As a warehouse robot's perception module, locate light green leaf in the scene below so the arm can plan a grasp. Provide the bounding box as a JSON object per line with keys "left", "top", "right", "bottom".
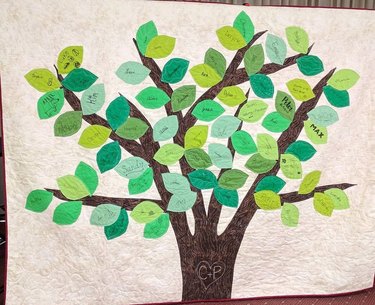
{"left": 144, "top": 214, "right": 170, "bottom": 238}
{"left": 145, "top": 35, "right": 176, "bottom": 59}
{"left": 262, "top": 112, "right": 291, "bottom": 133}
{"left": 281, "top": 203, "right": 299, "bottom": 227}
{"left": 287, "top": 78, "right": 315, "bottom": 102}
{"left": 323, "top": 85, "right": 350, "bottom": 108}
{"left": 154, "top": 143, "right": 185, "bottom": 166}
{"left": 231, "top": 130, "right": 257, "bottom": 155}
{"left": 136, "top": 21, "right": 158, "bottom": 56}
{"left": 188, "top": 169, "right": 217, "bottom": 190}
{"left": 298, "top": 170, "right": 321, "bottom": 194}
{"left": 204, "top": 48, "right": 226, "bottom": 78}
{"left": 257, "top": 134, "right": 279, "bottom": 160}
{"left": 327, "top": 69, "right": 360, "bottom": 90}
{"left": 218, "top": 169, "right": 248, "bottom": 190}
{"left": 61, "top": 68, "right": 98, "bottom": 92}
{"left": 275, "top": 91, "right": 295, "bottom": 121}
{"left": 250, "top": 74, "right": 274, "bottom": 98}
{"left": 153, "top": 115, "right": 178, "bottom": 141}
{"left": 57, "top": 175, "right": 90, "bottom": 200}
{"left": 254, "top": 190, "right": 281, "bottom": 210}
{"left": 135, "top": 86, "right": 170, "bottom": 109}
{"left": 313, "top": 192, "right": 334, "bottom": 216}
{"left": 280, "top": 154, "right": 303, "bottom": 179}
{"left": 307, "top": 106, "right": 338, "bottom": 127}
{"left": 130, "top": 201, "right": 164, "bottom": 223}
{"left": 285, "top": 140, "right": 316, "bottom": 161}
{"left": 304, "top": 120, "right": 328, "bottom": 145}
{"left": 25, "top": 68, "right": 61, "bottom": 92}
{"left": 265, "top": 34, "right": 287, "bottom": 65}
{"left": 81, "top": 84, "right": 105, "bottom": 115}
{"left": 106, "top": 96, "right": 130, "bottom": 130}
{"left": 185, "top": 125, "right": 208, "bottom": 149}
{"left": 37, "top": 89, "right": 65, "bottom": 119}
{"left": 238, "top": 99, "right": 268, "bottom": 123}
{"left": 57, "top": 46, "right": 83, "bottom": 74}
{"left": 216, "top": 26, "right": 247, "bottom": 51}
{"left": 75, "top": 162, "right": 98, "bottom": 195}
{"left": 213, "top": 187, "right": 239, "bottom": 208}
{"left": 324, "top": 188, "right": 350, "bottom": 210}
{"left": 128, "top": 168, "right": 154, "bottom": 195}
{"left": 161, "top": 58, "right": 189, "bottom": 84}
{"left": 233, "top": 11, "right": 254, "bottom": 43}
{"left": 90, "top": 204, "right": 122, "bottom": 226}
{"left": 245, "top": 153, "right": 277, "bottom": 174}
{"left": 78, "top": 125, "right": 111, "bottom": 149}
{"left": 54, "top": 111, "right": 83, "bottom": 137}
{"left": 171, "top": 85, "right": 196, "bottom": 112}
{"left": 211, "top": 115, "right": 241, "bottom": 139}
{"left": 162, "top": 173, "right": 190, "bottom": 194}
{"left": 244, "top": 44, "right": 264, "bottom": 76}
{"left": 285, "top": 26, "right": 309, "bottom": 54}
{"left": 115, "top": 157, "right": 149, "bottom": 179}
{"left": 96, "top": 141, "right": 122, "bottom": 173}
{"left": 184, "top": 148, "right": 212, "bottom": 169}
{"left": 255, "top": 176, "right": 286, "bottom": 193}
{"left": 25, "top": 190, "right": 53, "bottom": 213}
{"left": 217, "top": 86, "right": 246, "bottom": 107}
{"left": 208, "top": 143, "right": 233, "bottom": 169}
{"left": 189, "top": 64, "right": 222, "bottom": 88}
{"left": 116, "top": 118, "right": 149, "bottom": 140}
{"left": 297, "top": 55, "right": 324, "bottom": 76}
{"left": 167, "top": 192, "right": 197, "bottom": 212}
{"left": 104, "top": 209, "right": 129, "bottom": 240}
{"left": 192, "top": 100, "right": 225, "bottom": 122}
{"left": 53, "top": 201, "right": 82, "bottom": 225}
{"left": 116, "top": 61, "right": 151, "bottom": 85}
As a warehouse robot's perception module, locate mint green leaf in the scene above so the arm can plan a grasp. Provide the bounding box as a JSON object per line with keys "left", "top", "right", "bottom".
{"left": 211, "top": 115, "right": 241, "bottom": 139}
{"left": 135, "top": 86, "right": 170, "bottom": 109}
{"left": 153, "top": 115, "right": 178, "bottom": 141}
{"left": 116, "top": 61, "right": 150, "bottom": 85}
{"left": 61, "top": 68, "right": 97, "bottom": 92}
{"left": 307, "top": 106, "right": 339, "bottom": 127}
{"left": 214, "top": 187, "right": 239, "bottom": 208}
{"left": 188, "top": 169, "right": 217, "bottom": 190}
{"left": 75, "top": 162, "right": 98, "bottom": 195}
{"left": 265, "top": 34, "right": 287, "bottom": 65}
{"left": 104, "top": 209, "right": 129, "bottom": 240}
{"left": 37, "top": 89, "right": 65, "bottom": 119}
{"left": 25, "top": 190, "right": 53, "bottom": 213}
{"left": 208, "top": 143, "right": 233, "bottom": 169}
{"left": 144, "top": 214, "right": 170, "bottom": 238}
{"left": 53, "top": 201, "right": 82, "bottom": 225}
{"left": 81, "top": 84, "right": 105, "bottom": 115}
{"left": 90, "top": 204, "right": 122, "bottom": 226}
{"left": 167, "top": 192, "right": 197, "bottom": 212}
{"left": 162, "top": 173, "right": 191, "bottom": 194}
{"left": 115, "top": 157, "right": 149, "bottom": 179}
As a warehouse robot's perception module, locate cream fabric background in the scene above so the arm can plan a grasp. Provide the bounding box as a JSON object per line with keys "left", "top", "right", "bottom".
{"left": 0, "top": 1, "right": 374, "bottom": 304}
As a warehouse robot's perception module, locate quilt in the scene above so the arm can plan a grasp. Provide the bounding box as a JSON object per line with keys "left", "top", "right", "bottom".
{"left": 0, "top": 1, "right": 374, "bottom": 304}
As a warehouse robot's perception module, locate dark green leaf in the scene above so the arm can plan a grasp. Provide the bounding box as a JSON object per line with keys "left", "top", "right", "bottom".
{"left": 104, "top": 209, "right": 129, "bottom": 240}
{"left": 61, "top": 68, "right": 97, "bottom": 92}
{"left": 250, "top": 74, "right": 274, "bottom": 98}
{"left": 297, "top": 55, "right": 324, "bottom": 76}
{"left": 255, "top": 176, "right": 286, "bottom": 193}
{"left": 214, "top": 187, "right": 239, "bottom": 208}
{"left": 54, "top": 111, "right": 82, "bottom": 137}
{"left": 285, "top": 140, "right": 317, "bottom": 161}
{"left": 188, "top": 169, "right": 217, "bottom": 190}
{"left": 204, "top": 48, "right": 226, "bottom": 78}
{"left": 105, "top": 96, "right": 130, "bottom": 130}
{"left": 275, "top": 91, "right": 295, "bottom": 121}
{"left": 96, "top": 141, "right": 122, "bottom": 173}
{"left": 323, "top": 85, "right": 350, "bottom": 108}
{"left": 161, "top": 58, "right": 189, "bottom": 84}
{"left": 116, "top": 118, "right": 149, "bottom": 140}
{"left": 244, "top": 44, "right": 264, "bottom": 76}
{"left": 171, "top": 85, "right": 196, "bottom": 112}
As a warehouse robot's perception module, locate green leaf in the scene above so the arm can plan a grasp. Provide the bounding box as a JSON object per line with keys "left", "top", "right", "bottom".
{"left": 238, "top": 99, "right": 268, "bottom": 123}
{"left": 185, "top": 148, "right": 212, "bottom": 169}
{"left": 216, "top": 26, "right": 247, "bottom": 51}
{"left": 297, "top": 55, "right": 324, "bottom": 76}
{"left": 255, "top": 176, "right": 286, "bottom": 193}
{"left": 262, "top": 112, "right": 291, "bottom": 133}
{"left": 275, "top": 91, "right": 295, "bottom": 121}
{"left": 323, "top": 85, "right": 350, "bottom": 108}
{"left": 287, "top": 78, "right": 315, "bottom": 102}
{"left": 192, "top": 100, "right": 225, "bottom": 122}
{"left": 189, "top": 64, "right": 222, "bottom": 88}
{"left": 90, "top": 204, "right": 122, "bottom": 226}
{"left": 171, "top": 85, "right": 196, "bottom": 112}
{"left": 281, "top": 203, "right": 299, "bottom": 227}
{"left": 128, "top": 168, "right": 154, "bottom": 195}
{"left": 153, "top": 115, "right": 178, "bottom": 141}
{"left": 115, "top": 157, "right": 149, "bottom": 179}
{"left": 188, "top": 169, "right": 217, "bottom": 190}
{"left": 130, "top": 201, "right": 163, "bottom": 224}
{"left": 25, "top": 68, "right": 61, "bottom": 92}
{"left": 208, "top": 143, "right": 233, "bottom": 169}
{"left": 217, "top": 86, "right": 246, "bottom": 107}
{"left": 37, "top": 89, "right": 65, "bottom": 119}
{"left": 324, "top": 188, "right": 350, "bottom": 210}
{"left": 144, "top": 214, "right": 170, "bottom": 239}
{"left": 298, "top": 170, "right": 321, "bottom": 194}
{"left": 218, "top": 169, "right": 248, "bottom": 190}
{"left": 135, "top": 86, "right": 170, "bottom": 109}
{"left": 250, "top": 74, "right": 274, "bottom": 99}
{"left": 307, "top": 106, "right": 338, "bottom": 127}
{"left": 61, "top": 68, "right": 98, "bottom": 92}
{"left": 161, "top": 58, "right": 189, "bottom": 84}
{"left": 106, "top": 96, "right": 130, "bottom": 130}
{"left": 53, "top": 201, "right": 82, "bottom": 225}
{"left": 245, "top": 153, "right": 277, "bottom": 174}
{"left": 154, "top": 143, "right": 185, "bottom": 166}
{"left": 162, "top": 173, "right": 190, "bottom": 194}
{"left": 244, "top": 44, "right": 264, "bottom": 76}
{"left": 254, "top": 190, "right": 281, "bottom": 210}
{"left": 75, "top": 162, "right": 98, "bottom": 195}
{"left": 116, "top": 118, "right": 149, "bottom": 140}
{"left": 167, "top": 192, "right": 197, "bottom": 212}
{"left": 136, "top": 21, "right": 158, "bottom": 56}
{"left": 211, "top": 115, "right": 241, "bottom": 138}
{"left": 327, "top": 69, "right": 360, "bottom": 90}
{"left": 265, "top": 34, "right": 287, "bottom": 65}
{"left": 57, "top": 46, "right": 83, "bottom": 74}
{"left": 78, "top": 125, "right": 111, "bottom": 148}
{"left": 313, "top": 192, "right": 334, "bottom": 216}
{"left": 96, "top": 141, "right": 122, "bottom": 173}
{"left": 145, "top": 35, "right": 176, "bottom": 59}
{"left": 25, "top": 190, "right": 53, "bottom": 213}
{"left": 285, "top": 26, "right": 309, "bottom": 54}
{"left": 257, "top": 134, "right": 279, "bottom": 160}
{"left": 214, "top": 187, "right": 239, "bottom": 208}
{"left": 81, "top": 84, "right": 105, "bottom": 115}
{"left": 204, "top": 48, "right": 226, "bottom": 78}
{"left": 184, "top": 125, "right": 208, "bottom": 149}
{"left": 116, "top": 61, "right": 151, "bottom": 85}
{"left": 280, "top": 154, "right": 303, "bottom": 179}
{"left": 104, "top": 209, "right": 129, "bottom": 240}
{"left": 57, "top": 175, "right": 90, "bottom": 200}
{"left": 233, "top": 11, "right": 254, "bottom": 43}
{"left": 54, "top": 111, "right": 83, "bottom": 137}
{"left": 231, "top": 130, "right": 257, "bottom": 155}
{"left": 304, "top": 120, "right": 328, "bottom": 145}
{"left": 285, "top": 140, "right": 316, "bottom": 161}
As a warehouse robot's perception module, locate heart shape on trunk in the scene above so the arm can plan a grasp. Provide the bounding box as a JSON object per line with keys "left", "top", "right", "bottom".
{"left": 196, "top": 261, "right": 226, "bottom": 289}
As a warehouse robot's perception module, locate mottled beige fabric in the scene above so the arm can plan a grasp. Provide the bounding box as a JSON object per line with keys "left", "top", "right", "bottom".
{"left": 0, "top": 1, "right": 374, "bottom": 304}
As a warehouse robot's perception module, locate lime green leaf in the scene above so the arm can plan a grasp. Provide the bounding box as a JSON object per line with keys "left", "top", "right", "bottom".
{"left": 145, "top": 35, "right": 176, "bottom": 59}
{"left": 90, "top": 204, "right": 122, "bottom": 226}
{"left": 254, "top": 190, "right": 281, "bottom": 210}
{"left": 280, "top": 154, "right": 303, "bottom": 179}
{"left": 275, "top": 91, "right": 295, "bottom": 121}
{"left": 171, "top": 85, "right": 196, "bottom": 112}
{"left": 238, "top": 99, "right": 268, "bottom": 123}
{"left": 153, "top": 115, "right": 178, "bottom": 141}
{"left": 154, "top": 143, "right": 185, "bottom": 166}
{"left": 324, "top": 188, "right": 350, "bottom": 210}
{"left": 250, "top": 74, "right": 274, "bottom": 98}
{"left": 54, "top": 111, "right": 83, "bottom": 137}
{"left": 257, "top": 134, "right": 278, "bottom": 160}
{"left": 245, "top": 153, "right": 277, "bottom": 174}
{"left": 53, "top": 201, "right": 82, "bottom": 225}
{"left": 81, "top": 84, "right": 105, "bottom": 115}
{"left": 297, "top": 55, "right": 324, "bottom": 76}
{"left": 25, "top": 190, "right": 53, "bottom": 213}
{"left": 184, "top": 148, "right": 212, "bottom": 169}
{"left": 57, "top": 46, "right": 83, "bottom": 74}
{"left": 214, "top": 187, "right": 239, "bottom": 208}
{"left": 144, "top": 214, "right": 170, "bottom": 238}
{"left": 78, "top": 125, "right": 111, "bottom": 149}
{"left": 287, "top": 78, "right": 315, "bottom": 102}
{"left": 116, "top": 61, "right": 150, "bottom": 85}
{"left": 211, "top": 115, "right": 241, "bottom": 139}
{"left": 304, "top": 120, "right": 328, "bottom": 145}
{"left": 217, "top": 86, "right": 246, "bottom": 107}
{"left": 189, "top": 64, "right": 222, "bottom": 88}
{"left": 192, "top": 100, "right": 225, "bottom": 122}
{"left": 298, "top": 170, "right": 321, "bottom": 194}
{"left": 188, "top": 169, "right": 217, "bottom": 190}
{"left": 96, "top": 141, "right": 122, "bottom": 173}
{"left": 307, "top": 106, "right": 338, "bottom": 127}
{"left": 106, "top": 96, "right": 130, "bottom": 130}
{"left": 233, "top": 11, "right": 254, "bottom": 43}
{"left": 216, "top": 26, "right": 247, "bottom": 51}
{"left": 323, "top": 85, "right": 350, "bottom": 108}
{"left": 313, "top": 193, "right": 334, "bottom": 216}
{"left": 161, "top": 58, "right": 189, "bottom": 84}
{"left": 255, "top": 176, "right": 286, "bottom": 193}
{"left": 327, "top": 69, "right": 360, "bottom": 90}
{"left": 265, "top": 34, "right": 287, "bottom": 65}
{"left": 185, "top": 125, "right": 208, "bottom": 149}
{"left": 204, "top": 48, "right": 226, "bottom": 78}
{"left": 136, "top": 21, "right": 158, "bottom": 55}
{"left": 61, "top": 68, "right": 98, "bottom": 92}
{"left": 135, "top": 86, "right": 170, "bottom": 109}
{"left": 128, "top": 168, "right": 154, "bottom": 195}
{"left": 167, "top": 192, "right": 197, "bottom": 212}
{"left": 25, "top": 68, "right": 61, "bottom": 92}
{"left": 57, "top": 175, "right": 90, "bottom": 200}
{"left": 115, "top": 157, "right": 149, "bottom": 179}
{"left": 244, "top": 44, "right": 264, "bottom": 76}
{"left": 75, "top": 162, "right": 98, "bottom": 195}
{"left": 130, "top": 201, "right": 163, "bottom": 224}
{"left": 285, "top": 26, "right": 309, "bottom": 54}
{"left": 262, "top": 112, "right": 291, "bottom": 133}
{"left": 281, "top": 203, "right": 299, "bottom": 227}
{"left": 208, "top": 143, "right": 233, "bottom": 169}
{"left": 162, "top": 173, "right": 190, "bottom": 194}
{"left": 116, "top": 118, "right": 149, "bottom": 140}
{"left": 104, "top": 209, "right": 129, "bottom": 240}
{"left": 285, "top": 140, "right": 316, "bottom": 161}
{"left": 218, "top": 169, "right": 248, "bottom": 190}
{"left": 231, "top": 130, "right": 257, "bottom": 155}
{"left": 37, "top": 89, "right": 65, "bottom": 119}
